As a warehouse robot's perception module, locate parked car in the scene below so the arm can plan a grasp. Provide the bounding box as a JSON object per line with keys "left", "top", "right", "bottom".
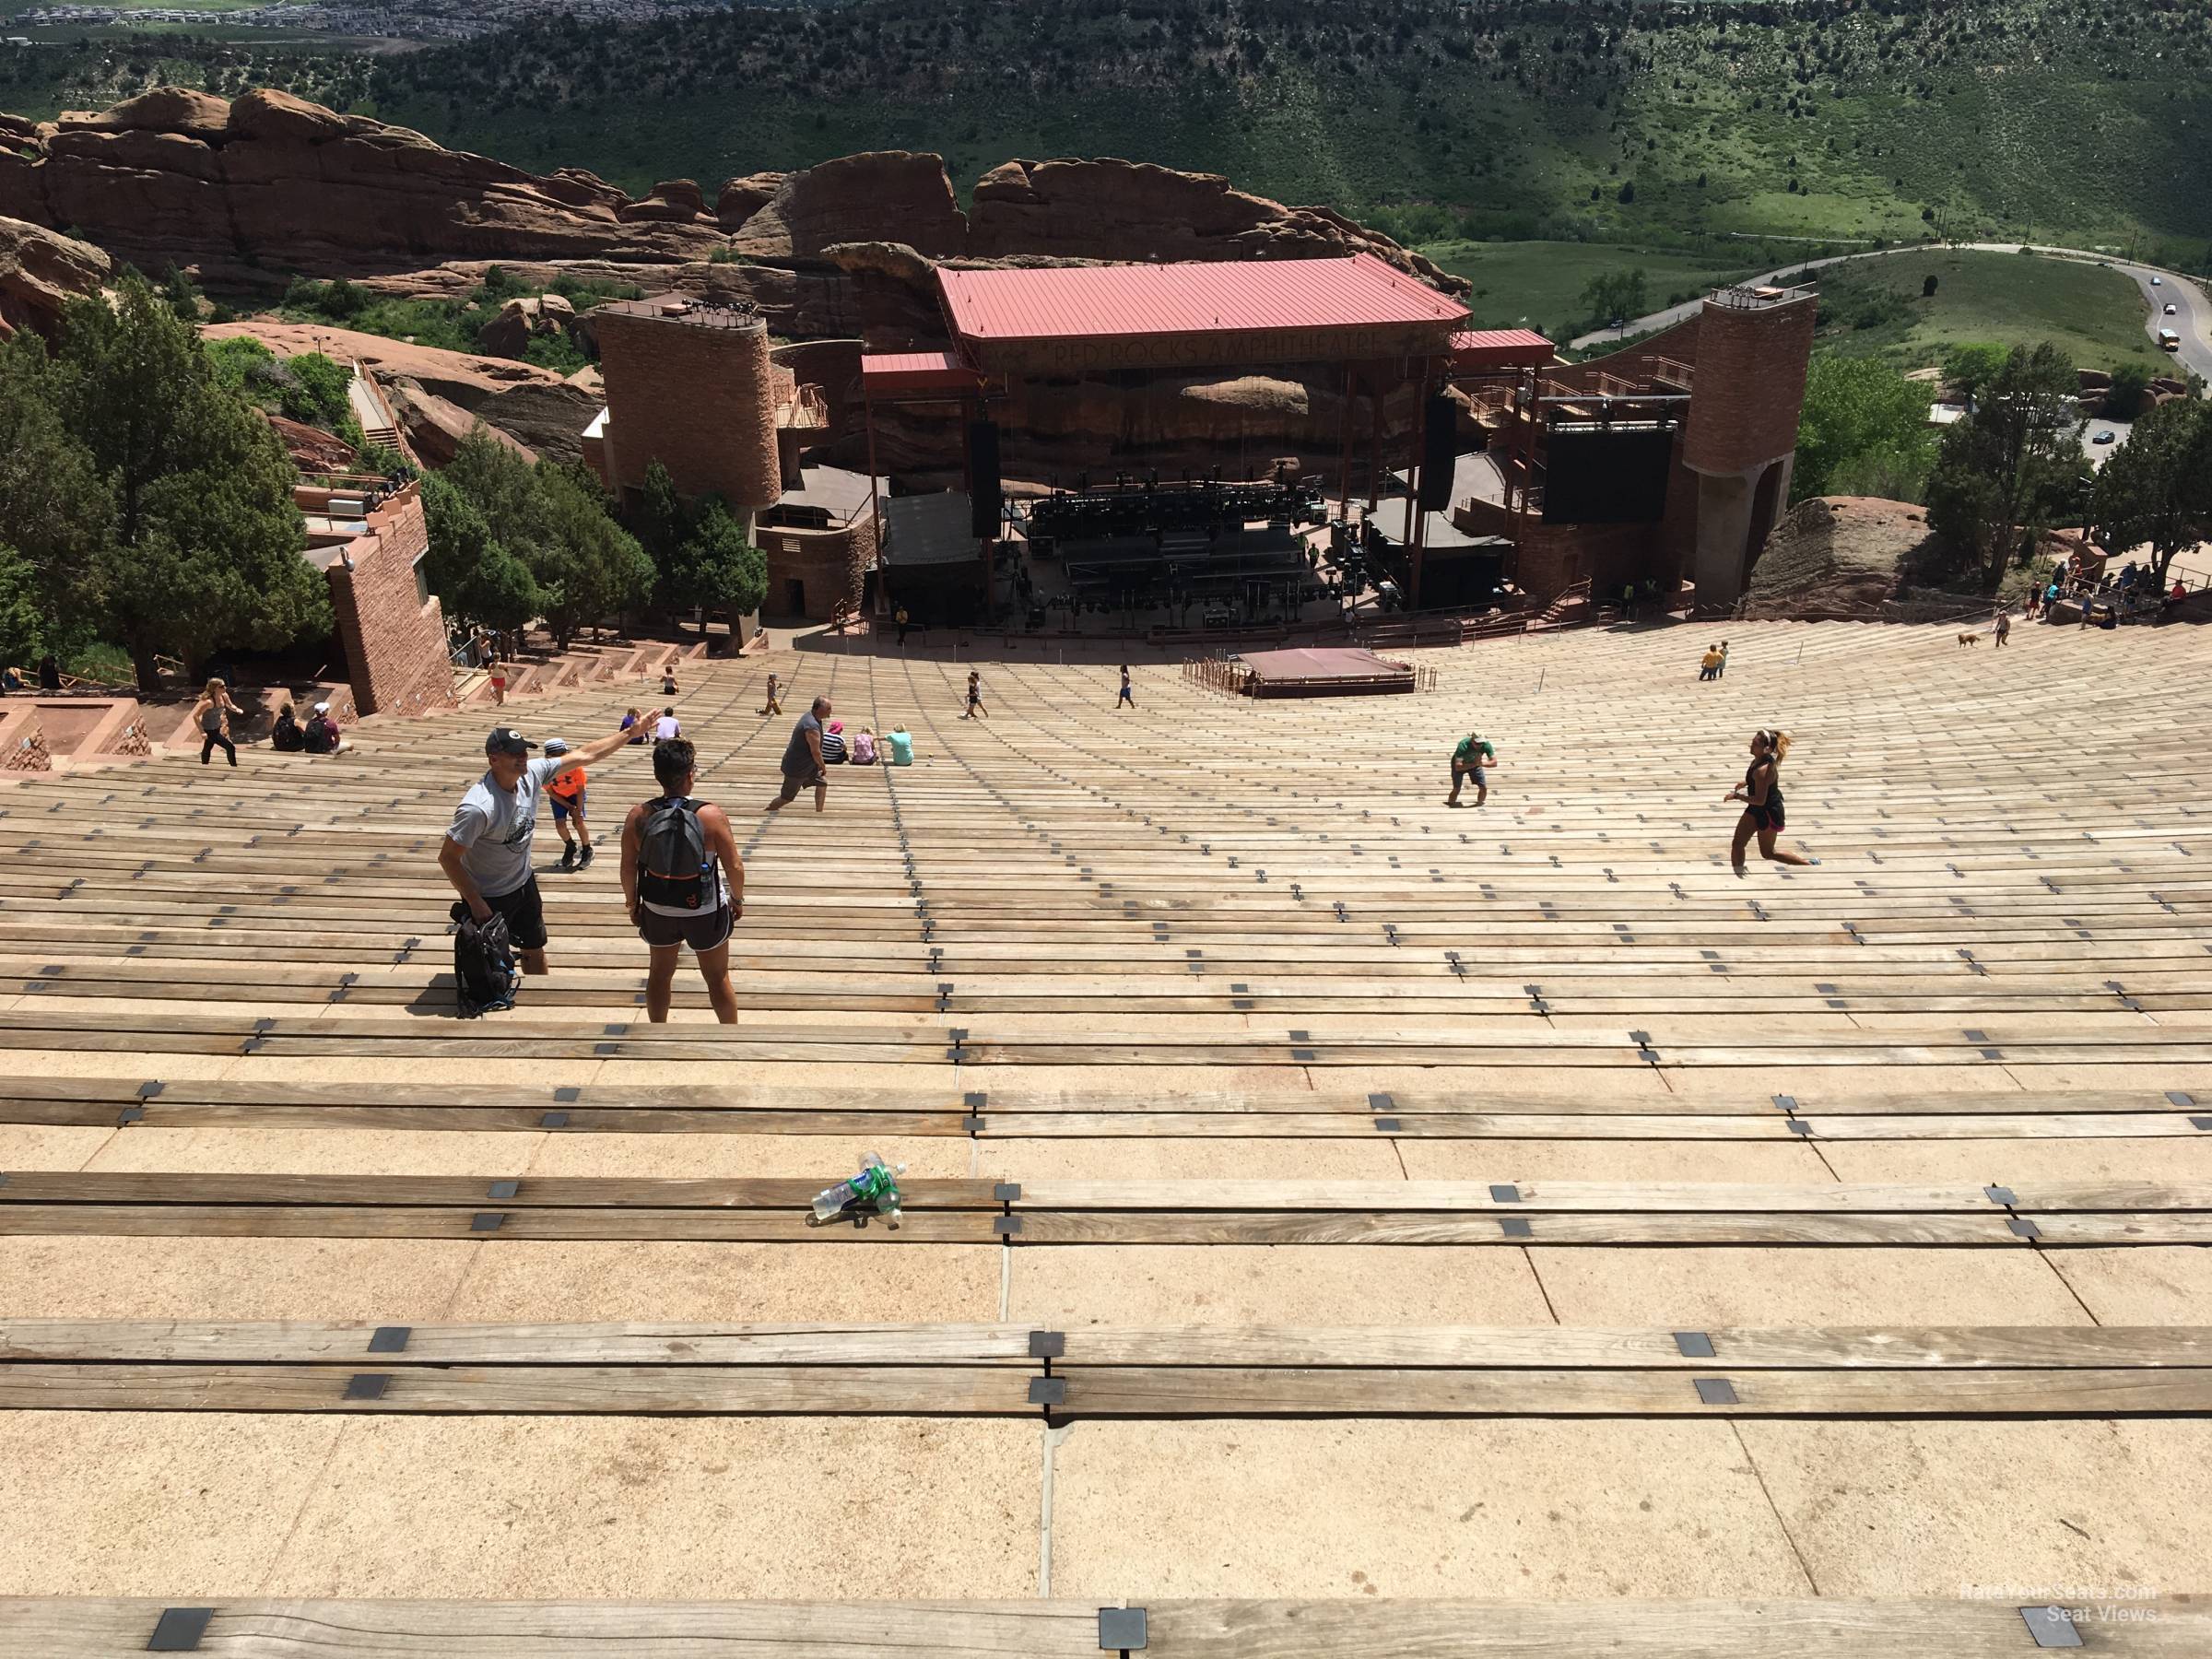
{"left": 2092, "top": 430, "right": 2118, "bottom": 445}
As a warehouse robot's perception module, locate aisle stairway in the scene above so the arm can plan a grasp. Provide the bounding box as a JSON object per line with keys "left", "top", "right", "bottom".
{"left": 0, "top": 620, "right": 2207, "bottom": 1653}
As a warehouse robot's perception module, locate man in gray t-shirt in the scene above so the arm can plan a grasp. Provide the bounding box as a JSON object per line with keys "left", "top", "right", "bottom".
{"left": 440, "top": 724, "right": 634, "bottom": 973}
{"left": 768, "top": 695, "right": 830, "bottom": 814}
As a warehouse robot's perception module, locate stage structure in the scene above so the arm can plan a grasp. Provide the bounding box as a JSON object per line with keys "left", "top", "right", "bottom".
{"left": 860, "top": 254, "right": 1549, "bottom": 612}
{"left": 1452, "top": 286, "right": 1817, "bottom": 611}
{"left": 1185, "top": 646, "right": 1432, "bottom": 699}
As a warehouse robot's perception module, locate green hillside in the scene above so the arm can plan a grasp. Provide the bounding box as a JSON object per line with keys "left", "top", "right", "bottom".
{"left": 1801, "top": 249, "right": 2165, "bottom": 373}
{"left": 3, "top": 1, "right": 2208, "bottom": 265}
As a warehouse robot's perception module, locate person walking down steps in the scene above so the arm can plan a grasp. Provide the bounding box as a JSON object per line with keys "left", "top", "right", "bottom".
{"left": 545, "top": 739, "right": 594, "bottom": 870}
{"left": 1117, "top": 665, "right": 1135, "bottom": 710}
{"left": 1447, "top": 730, "right": 1497, "bottom": 807}
{"left": 964, "top": 671, "right": 987, "bottom": 720}
{"left": 768, "top": 695, "right": 833, "bottom": 814}
{"left": 191, "top": 677, "right": 245, "bottom": 767}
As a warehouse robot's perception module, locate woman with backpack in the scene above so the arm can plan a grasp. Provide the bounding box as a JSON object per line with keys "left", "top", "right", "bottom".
{"left": 620, "top": 736, "right": 743, "bottom": 1023}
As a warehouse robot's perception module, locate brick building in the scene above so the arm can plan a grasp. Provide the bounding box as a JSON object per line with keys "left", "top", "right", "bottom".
{"left": 317, "top": 482, "right": 457, "bottom": 718}
{"left": 1454, "top": 286, "right": 1816, "bottom": 611}
{"left": 584, "top": 298, "right": 876, "bottom": 622}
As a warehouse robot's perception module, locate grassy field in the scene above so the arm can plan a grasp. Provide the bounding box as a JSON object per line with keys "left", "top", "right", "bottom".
{"left": 1804, "top": 250, "right": 2161, "bottom": 373}
{"left": 1420, "top": 240, "right": 1760, "bottom": 336}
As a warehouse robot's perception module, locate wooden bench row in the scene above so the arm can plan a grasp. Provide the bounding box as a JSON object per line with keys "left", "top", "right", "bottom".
{"left": 1, "top": 1322, "right": 2208, "bottom": 1419}
{"left": 0, "top": 1008, "right": 2204, "bottom": 1070}
{"left": 5, "top": 1077, "right": 2203, "bottom": 1140}
{"left": 5, "top": 1594, "right": 2205, "bottom": 1656}
{"left": 4, "top": 1174, "right": 2206, "bottom": 1245}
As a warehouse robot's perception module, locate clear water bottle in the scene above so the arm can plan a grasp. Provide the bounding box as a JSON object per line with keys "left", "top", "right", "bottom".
{"left": 810, "top": 1152, "right": 906, "bottom": 1228}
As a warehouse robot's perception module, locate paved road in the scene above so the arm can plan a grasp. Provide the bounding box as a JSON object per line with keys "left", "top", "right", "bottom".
{"left": 1571, "top": 242, "right": 2212, "bottom": 387}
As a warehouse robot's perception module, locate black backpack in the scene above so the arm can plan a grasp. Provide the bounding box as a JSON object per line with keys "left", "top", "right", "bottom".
{"left": 638, "top": 795, "right": 710, "bottom": 911}
{"left": 450, "top": 906, "right": 520, "bottom": 1017}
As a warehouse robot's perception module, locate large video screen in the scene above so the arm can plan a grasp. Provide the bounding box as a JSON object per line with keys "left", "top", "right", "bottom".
{"left": 1542, "top": 427, "right": 1675, "bottom": 524}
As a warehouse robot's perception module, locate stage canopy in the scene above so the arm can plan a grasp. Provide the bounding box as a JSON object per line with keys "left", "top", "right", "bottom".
{"left": 859, "top": 350, "right": 982, "bottom": 397}
{"left": 936, "top": 253, "right": 1469, "bottom": 376}
{"left": 1450, "top": 327, "right": 1555, "bottom": 372}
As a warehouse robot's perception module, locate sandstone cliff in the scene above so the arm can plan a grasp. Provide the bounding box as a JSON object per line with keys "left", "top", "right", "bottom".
{"left": 0, "top": 214, "right": 110, "bottom": 340}
{"left": 714, "top": 149, "right": 1466, "bottom": 295}
{"left": 201, "top": 319, "right": 596, "bottom": 464}
{"left": 10, "top": 90, "right": 1473, "bottom": 479}
{"left": 2, "top": 91, "right": 1459, "bottom": 300}
{"left": 0, "top": 88, "right": 723, "bottom": 272}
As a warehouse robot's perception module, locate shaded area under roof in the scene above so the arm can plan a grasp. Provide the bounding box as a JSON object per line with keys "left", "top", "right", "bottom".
{"left": 880, "top": 491, "right": 980, "bottom": 568}
{"left": 1365, "top": 493, "right": 1509, "bottom": 551}
{"left": 770, "top": 464, "right": 881, "bottom": 526}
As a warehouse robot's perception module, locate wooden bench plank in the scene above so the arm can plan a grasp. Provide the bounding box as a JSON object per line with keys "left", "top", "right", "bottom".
{"left": 4, "top": 1596, "right": 2200, "bottom": 1658}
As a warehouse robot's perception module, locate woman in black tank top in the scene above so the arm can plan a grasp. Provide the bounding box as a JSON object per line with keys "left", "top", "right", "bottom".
{"left": 1724, "top": 728, "right": 1817, "bottom": 875}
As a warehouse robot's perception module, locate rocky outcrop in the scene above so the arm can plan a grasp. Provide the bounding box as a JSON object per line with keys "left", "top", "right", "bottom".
{"left": 713, "top": 150, "right": 1463, "bottom": 293}
{"left": 264, "top": 411, "right": 359, "bottom": 473}
{"left": 618, "top": 178, "right": 708, "bottom": 224}
{"left": 0, "top": 214, "right": 109, "bottom": 340}
{"left": 475, "top": 291, "right": 578, "bottom": 359}
{"left": 3, "top": 91, "right": 1462, "bottom": 313}
{"left": 858, "top": 363, "right": 1421, "bottom": 491}
{"left": 1741, "top": 496, "right": 1932, "bottom": 618}
{"left": 723, "top": 151, "right": 967, "bottom": 261}
{"left": 383, "top": 379, "right": 536, "bottom": 466}
{"left": 0, "top": 87, "right": 723, "bottom": 274}
{"left": 969, "top": 157, "right": 1468, "bottom": 294}
{"left": 202, "top": 318, "right": 594, "bottom": 463}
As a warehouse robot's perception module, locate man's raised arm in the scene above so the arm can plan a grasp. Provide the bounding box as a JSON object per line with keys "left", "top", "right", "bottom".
{"left": 557, "top": 723, "right": 638, "bottom": 778}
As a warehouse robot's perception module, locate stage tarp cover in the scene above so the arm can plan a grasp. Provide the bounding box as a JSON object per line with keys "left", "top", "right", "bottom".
{"left": 1239, "top": 647, "right": 1416, "bottom": 697}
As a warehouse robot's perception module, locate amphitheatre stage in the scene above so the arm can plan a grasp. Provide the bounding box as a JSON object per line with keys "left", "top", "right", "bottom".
{"left": 0, "top": 618, "right": 2208, "bottom": 1652}
{"left": 1234, "top": 645, "right": 1419, "bottom": 696}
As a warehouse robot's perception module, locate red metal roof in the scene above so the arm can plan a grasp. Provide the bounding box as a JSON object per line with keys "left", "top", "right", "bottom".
{"left": 1450, "top": 328, "right": 1555, "bottom": 371}
{"left": 860, "top": 350, "right": 982, "bottom": 395}
{"left": 937, "top": 253, "right": 1466, "bottom": 355}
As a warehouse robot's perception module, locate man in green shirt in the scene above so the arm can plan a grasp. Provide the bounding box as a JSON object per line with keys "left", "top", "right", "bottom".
{"left": 1448, "top": 732, "right": 1497, "bottom": 807}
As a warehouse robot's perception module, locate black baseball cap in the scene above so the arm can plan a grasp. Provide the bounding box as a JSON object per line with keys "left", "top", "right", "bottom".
{"left": 486, "top": 727, "right": 535, "bottom": 756}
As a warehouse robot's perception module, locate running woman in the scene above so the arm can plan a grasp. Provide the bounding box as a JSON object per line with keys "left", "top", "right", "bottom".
{"left": 1725, "top": 728, "right": 1816, "bottom": 874}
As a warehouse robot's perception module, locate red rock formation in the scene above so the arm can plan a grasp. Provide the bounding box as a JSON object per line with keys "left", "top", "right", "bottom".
{"left": 618, "top": 179, "right": 708, "bottom": 224}
{"left": 0, "top": 214, "right": 109, "bottom": 341}
{"left": 0, "top": 88, "right": 723, "bottom": 273}
{"left": 710, "top": 150, "right": 1462, "bottom": 293}
{"left": 264, "top": 411, "right": 359, "bottom": 473}
{"left": 203, "top": 319, "right": 595, "bottom": 462}
{"left": 723, "top": 151, "right": 967, "bottom": 261}
{"left": 966, "top": 158, "right": 1467, "bottom": 294}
